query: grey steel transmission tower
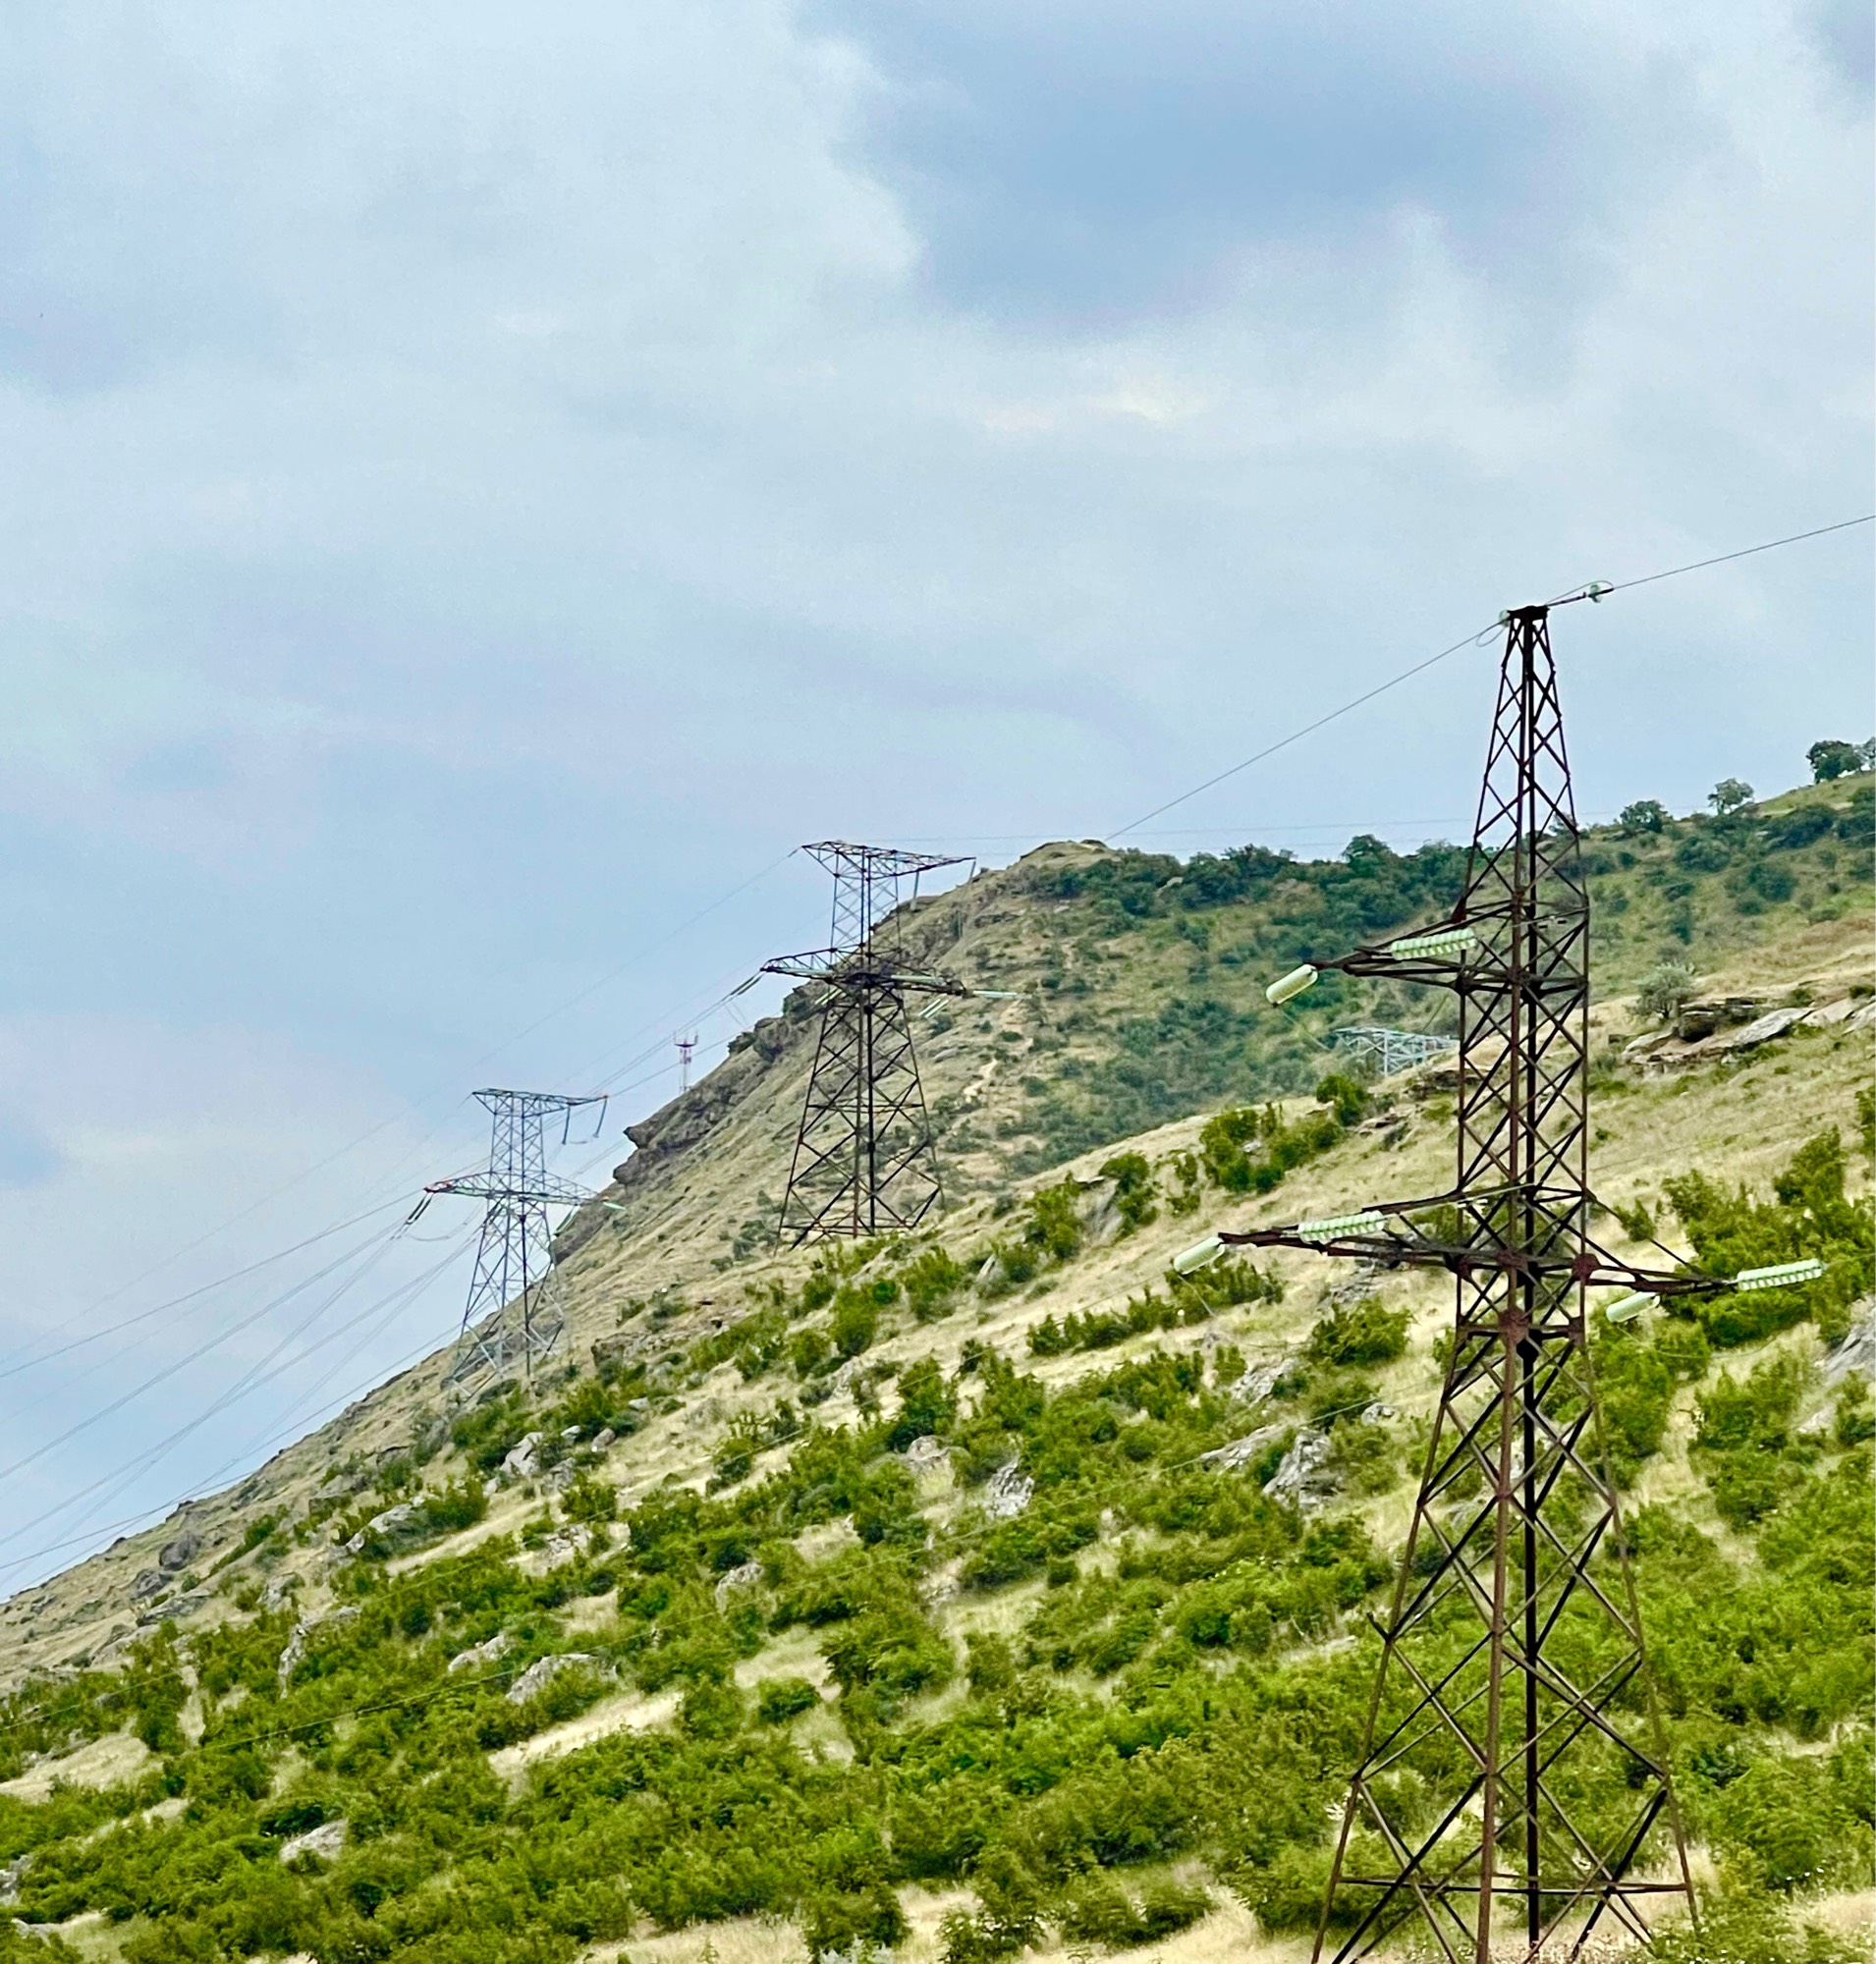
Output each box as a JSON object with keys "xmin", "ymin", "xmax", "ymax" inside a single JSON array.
[
  {"xmin": 766, "ymin": 842, "xmax": 969, "ymax": 1243},
  {"xmin": 1206, "ymin": 597, "xmax": 1764, "ymax": 1962},
  {"xmin": 428, "ymin": 1089, "xmax": 605, "ymax": 1382}
]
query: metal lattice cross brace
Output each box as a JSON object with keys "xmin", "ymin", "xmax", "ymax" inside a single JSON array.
[{"xmin": 1226, "ymin": 607, "xmax": 1701, "ymax": 1964}]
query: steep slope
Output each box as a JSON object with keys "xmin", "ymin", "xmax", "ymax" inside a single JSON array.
[{"xmin": 0, "ymin": 776, "xmax": 1865, "ymax": 1964}]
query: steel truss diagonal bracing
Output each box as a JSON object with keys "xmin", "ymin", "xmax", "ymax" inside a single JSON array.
[
  {"xmin": 1224, "ymin": 608, "xmax": 1693, "ymax": 1963},
  {"xmin": 766, "ymin": 842, "xmax": 968, "ymax": 1244},
  {"xmin": 427, "ymin": 1089, "xmax": 603, "ymax": 1382}
]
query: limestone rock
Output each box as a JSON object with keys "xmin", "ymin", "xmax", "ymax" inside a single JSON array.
[
  {"xmin": 130, "ymin": 1569, "xmax": 166, "ymax": 1603},
  {"xmin": 501, "ymin": 1432, "xmax": 544, "ymax": 1481},
  {"xmin": 447, "ymin": 1630, "xmax": 513, "ymax": 1674},
  {"xmin": 506, "ymin": 1652, "xmax": 607, "ymax": 1706},
  {"xmin": 1717, "ymin": 1005, "xmax": 1806, "ymax": 1053},
  {"xmin": 280, "ymin": 1819, "xmax": 348, "ymax": 1865},
  {"xmin": 261, "ymin": 1573, "xmax": 302, "ymax": 1613},
  {"xmin": 533, "ymin": 1524, "xmax": 594, "ymax": 1572},
  {"xmin": 1825, "ymin": 1302, "xmax": 1876, "ymax": 1387},
  {"xmin": 0, "ymin": 1853, "xmax": 31, "ymax": 1901},
  {"xmin": 713, "ymin": 1560, "xmax": 764, "ymax": 1608},
  {"xmin": 983, "ymin": 1460, "xmax": 1033, "ymax": 1520},
  {"xmin": 157, "ymin": 1532, "xmax": 200, "ymax": 1573},
  {"xmin": 140, "ymin": 1591, "xmax": 208, "ymax": 1626},
  {"xmin": 590, "ymin": 1427, "xmax": 617, "ymax": 1451},
  {"xmin": 905, "ymin": 1436, "xmax": 950, "ymax": 1475},
  {"xmin": 1231, "ymin": 1355, "xmax": 1297, "ymax": 1408},
  {"xmin": 278, "ymin": 1607, "xmax": 359, "ymax": 1688},
  {"xmin": 1265, "ymin": 1428, "xmax": 1337, "ymax": 1512},
  {"xmin": 1202, "ymin": 1425, "xmax": 1284, "ymax": 1472},
  {"xmin": 342, "ymin": 1501, "xmax": 421, "ymax": 1556},
  {"xmin": 1362, "ymin": 1402, "xmax": 1397, "ymax": 1423}
]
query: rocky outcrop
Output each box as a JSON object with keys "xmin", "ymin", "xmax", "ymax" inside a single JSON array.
[
  {"xmin": 500, "ymin": 1433, "xmax": 544, "ymax": 1482},
  {"xmin": 157, "ymin": 1533, "xmax": 200, "ymax": 1574},
  {"xmin": 606, "ymin": 1019, "xmax": 794, "ymax": 1201},
  {"xmin": 1825, "ymin": 1302, "xmax": 1876, "ymax": 1387},
  {"xmin": 712, "ymin": 1560, "xmax": 764, "ymax": 1609},
  {"xmin": 342, "ymin": 1502, "xmax": 424, "ymax": 1556},
  {"xmin": 905, "ymin": 1436, "xmax": 950, "ymax": 1475},
  {"xmin": 447, "ymin": 1630, "xmax": 512, "ymax": 1675},
  {"xmin": 278, "ymin": 1608, "xmax": 359, "ymax": 1688},
  {"xmin": 1265, "ymin": 1429, "xmax": 1337, "ymax": 1511},
  {"xmin": 506, "ymin": 1653, "xmax": 608, "ymax": 1706},
  {"xmin": 280, "ymin": 1819, "xmax": 348, "ymax": 1864},
  {"xmin": 983, "ymin": 1460, "xmax": 1033, "ymax": 1520},
  {"xmin": 1201, "ymin": 1425, "xmax": 1284, "ymax": 1472},
  {"xmin": 531, "ymin": 1524, "xmax": 595, "ymax": 1573}
]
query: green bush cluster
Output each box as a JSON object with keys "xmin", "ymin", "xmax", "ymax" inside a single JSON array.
[{"xmin": 1666, "ymin": 1128, "xmax": 1874, "ymax": 1345}]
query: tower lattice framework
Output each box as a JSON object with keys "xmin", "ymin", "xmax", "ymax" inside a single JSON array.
[
  {"xmin": 1226, "ymin": 604, "xmax": 1701, "ymax": 1962},
  {"xmin": 429, "ymin": 1088, "xmax": 603, "ymax": 1381},
  {"xmin": 766, "ymin": 842, "xmax": 968, "ymax": 1244}
]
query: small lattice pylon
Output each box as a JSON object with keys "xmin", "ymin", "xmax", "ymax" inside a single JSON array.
[
  {"xmin": 765, "ymin": 842, "xmax": 969, "ymax": 1243},
  {"xmin": 427, "ymin": 1088, "xmax": 603, "ymax": 1382}
]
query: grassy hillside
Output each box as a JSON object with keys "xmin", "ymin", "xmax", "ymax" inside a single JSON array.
[{"xmin": 0, "ymin": 776, "xmax": 1866, "ymax": 1964}]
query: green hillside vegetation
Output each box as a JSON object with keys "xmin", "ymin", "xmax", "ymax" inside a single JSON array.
[
  {"xmin": 0, "ymin": 766, "xmax": 1866, "ymax": 1964},
  {"xmin": 986, "ymin": 775, "xmax": 1871, "ymax": 1171},
  {"xmin": 0, "ymin": 1101, "xmax": 1867, "ymax": 1963}
]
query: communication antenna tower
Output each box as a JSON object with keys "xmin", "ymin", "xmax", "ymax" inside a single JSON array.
[
  {"xmin": 427, "ymin": 1088, "xmax": 605, "ymax": 1382},
  {"xmin": 765, "ymin": 842, "xmax": 969, "ymax": 1243},
  {"xmin": 676, "ymin": 1034, "xmax": 697, "ymax": 1093},
  {"xmin": 1211, "ymin": 599, "xmax": 1752, "ymax": 1961}
]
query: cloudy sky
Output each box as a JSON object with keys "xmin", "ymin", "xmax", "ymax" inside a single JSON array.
[{"xmin": 0, "ymin": 1, "xmax": 1867, "ymax": 1591}]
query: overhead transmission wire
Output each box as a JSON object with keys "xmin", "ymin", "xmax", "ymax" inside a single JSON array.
[
  {"xmin": 0, "ymin": 1278, "xmax": 473, "ymax": 1588},
  {"xmin": 0, "ymin": 1195, "xmax": 421, "ymax": 1389},
  {"xmin": 0, "ymin": 1226, "xmax": 480, "ymax": 1585},
  {"xmin": 0, "ymin": 1217, "xmax": 419, "ymax": 1496},
  {"xmin": 1109, "ymin": 513, "xmax": 1874, "ymax": 841}
]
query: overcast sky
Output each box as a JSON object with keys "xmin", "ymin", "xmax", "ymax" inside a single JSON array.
[{"xmin": 0, "ymin": 1, "xmax": 1867, "ymax": 1592}]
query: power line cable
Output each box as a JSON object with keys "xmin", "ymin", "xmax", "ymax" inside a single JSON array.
[
  {"xmin": 0, "ymin": 1197, "xmax": 418, "ymax": 1388},
  {"xmin": 0, "ymin": 1221, "xmax": 415, "ymax": 1497},
  {"xmin": 24, "ymin": 1244, "xmax": 473, "ymax": 1572},
  {"xmin": 1111, "ymin": 513, "xmax": 1874, "ymax": 842},
  {"xmin": 0, "ymin": 1288, "xmax": 473, "ymax": 1588}
]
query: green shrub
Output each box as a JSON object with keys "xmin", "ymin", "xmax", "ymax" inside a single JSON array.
[
  {"xmin": 1098, "ymin": 1153, "xmax": 1159, "ymax": 1232},
  {"xmin": 755, "ymin": 1675, "xmax": 821, "ymax": 1724},
  {"xmin": 1306, "ymin": 1298, "xmax": 1407, "ymax": 1367}
]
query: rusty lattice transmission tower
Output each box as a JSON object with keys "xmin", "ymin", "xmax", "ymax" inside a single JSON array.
[
  {"xmin": 765, "ymin": 842, "xmax": 969, "ymax": 1244},
  {"xmin": 1224, "ymin": 600, "xmax": 1725, "ymax": 1962},
  {"xmin": 425, "ymin": 1089, "xmax": 605, "ymax": 1382}
]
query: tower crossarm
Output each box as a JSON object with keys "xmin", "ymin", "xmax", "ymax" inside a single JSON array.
[
  {"xmin": 425, "ymin": 1171, "xmax": 589, "ymax": 1208},
  {"xmin": 762, "ymin": 950, "xmax": 973, "ymax": 996},
  {"xmin": 1217, "ymin": 1216, "xmax": 1725, "ymax": 1298}
]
